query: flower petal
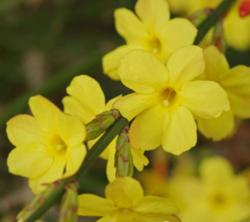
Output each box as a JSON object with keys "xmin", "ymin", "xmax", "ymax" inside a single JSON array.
[
  {"xmin": 162, "ymin": 106, "xmax": 197, "ymax": 155},
  {"xmin": 220, "ymin": 65, "xmax": 250, "ymax": 118},
  {"xmin": 65, "ymin": 75, "xmax": 105, "ymax": 122},
  {"xmin": 97, "ymin": 216, "xmax": 115, "ymax": 222},
  {"xmin": 29, "ymin": 95, "xmax": 60, "ymax": 130},
  {"xmin": 64, "ymin": 144, "xmax": 86, "ymax": 178},
  {"xmin": 29, "ymin": 157, "xmax": 66, "ymax": 193},
  {"xmin": 135, "ymin": 0, "xmax": 170, "ymax": 31},
  {"xmin": 78, "ymin": 194, "xmax": 115, "ymax": 217},
  {"xmin": 7, "ymin": 144, "xmax": 53, "ymax": 179},
  {"xmin": 167, "ymin": 46, "xmax": 204, "ymax": 85},
  {"xmin": 106, "ymin": 145, "xmax": 116, "ymax": 182},
  {"xmin": 161, "ymin": 18, "xmax": 197, "ymax": 58},
  {"xmin": 114, "ymin": 93, "xmax": 157, "ymax": 120},
  {"xmin": 197, "ymin": 111, "xmax": 235, "ymax": 141},
  {"xmin": 115, "ymin": 8, "xmax": 148, "ymax": 44},
  {"xmin": 58, "ymin": 113, "xmax": 86, "ymax": 147},
  {"xmin": 129, "ymin": 105, "xmax": 166, "ymax": 151},
  {"xmin": 203, "ymin": 45, "xmax": 229, "ymax": 81},
  {"xmin": 135, "ymin": 196, "xmax": 178, "ymax": 219},
  {"xmin": 131, "ymin": 148, "xmax": 149, "ymax": 171},
  {"xmin": 181, "ymin": 80, "xmax": 230, "ymax": 118},
  {"xmin": 63, "ymin": 97, "xmax": 94, "ymax": 123},
  {"xmin": 102, "ymin": 45, "xmax": 141, "ymax": 80},
  {"xmin": 6, "ymin": 114, "xmax": 41, "ymax": 146},
  {"xmin": 105, "ymin": 177, "xmax": 143, "ymax": 208},
  {"xmin": 119, "ymin": 50, "xmax": 168, "ymax": 94}
]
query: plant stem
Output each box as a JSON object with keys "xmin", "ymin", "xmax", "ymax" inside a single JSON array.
[
  {"xmin": 194, "ymin": 0, "xmax": 236, "ymax": 44},
  {"xmin": 23, "ymin": 117, "xmax": 128, "ymax": 222}
]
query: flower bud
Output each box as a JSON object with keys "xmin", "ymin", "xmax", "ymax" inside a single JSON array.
[
  {"xmin": 59, "ymin": 181, "xmax": 78, "ymax": 222},
  {"xmin": 213, "ymin": 21, "xmax": 225, "ymax": 52},
  {"xmin": 86, "ymin": 109, "xmax": 120, "ymax": 141},
  {"xmin": 17, "ymin": 181, "xmax": 63, "ymax": 222},
  {"xmin": 115, "ymin": 126, "xmax": 134, "ymax": 178}
]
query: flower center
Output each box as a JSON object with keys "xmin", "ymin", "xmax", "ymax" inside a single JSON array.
[
  {"xmin": 210, "ymin": 192, "xmax": 228, "ymax": 209},
  {"xmin": 239, "ymin": 0, "xmax": 250, "ymax": 17},
  {"xmin": 148, "ymin": 36, "xmax": 162, "ymax": 54},
  {"xmin": 49, "ymin": 134, "xmax": 67, "ymax": 155},
  {"xmin": 162, "ymin": 87, "xmax": 177, "ymax": 107}
]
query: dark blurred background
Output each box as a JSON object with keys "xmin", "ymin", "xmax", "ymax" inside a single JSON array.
[{"xmin": 0, "ymin": 0, "xmax": 249, "ymax": 221}]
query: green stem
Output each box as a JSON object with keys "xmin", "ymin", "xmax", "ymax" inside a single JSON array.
[
  {"xmin": 23, "ymin": 117, "xmax": 128, "ymax": 222},
  {"xmin": 194, "ymin": 0, "xmax": 236, "ymax": 44}
]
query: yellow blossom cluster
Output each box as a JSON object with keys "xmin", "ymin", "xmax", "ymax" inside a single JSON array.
[{"xmin": 4, "ymin": 0, "xmax": 250, "ymax": 221}]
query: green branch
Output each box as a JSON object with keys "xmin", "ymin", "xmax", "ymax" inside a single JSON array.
[
  {"xmin": 23, "ymin": 117, "xmax": 128, "ymax": 222},
  {"xmin": 194, "ymin": 0, "xmax": 236, "ymax": 44}
]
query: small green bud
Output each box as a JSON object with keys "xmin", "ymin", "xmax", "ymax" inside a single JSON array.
[
  {"xmin": 86, "ymin": 109, "xmax": 120, "ymax": 141},
  {"xmin": 115, "ymin": 126, "xmax": 134, "ymax": 178},
  {"xmin": 212, "ymin": 21, "xmax": 225, "ymax": 52},
  {"xmin": 17, "ymin": 181, "xmax": 63, "ymax": 222},
  {"xmin": 59, "ymin": 181, "xmax": 78, "ymax": 222}
]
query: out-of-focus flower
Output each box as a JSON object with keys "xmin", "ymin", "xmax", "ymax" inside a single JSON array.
[
  {"xmin": 168, "ymin": 157, "xmax": 250, "ymax": 222},
  {"xmin": 7, "ymin": 95, "xmax": 86, "ymax": 193},
  {"xmin": 103, "ymin": 0, "xmax": 197, "ymax": 80},
  {"xmin": 63, "ymin": 75, "xmax": 148, "ymax": 181},
  {"xmin": 78, "ymin": 177, "xmax": 180, "ymax": 222},
  {"xmin": 198, "ymin": 46, "xmax": 250, "ymax": 140},
  {"xmin": 114, "ymin": 46, "xmax": 229, "ymax": 155},
  {"xmin": 168, "ymin": 0, "xmax": 250, "ymax": 50}
]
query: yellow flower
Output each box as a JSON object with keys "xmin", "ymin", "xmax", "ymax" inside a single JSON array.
[
  {"xmin": 103, "ymin": 0, "xmax": 197, "ymax": 80},
  {"xmin": 63, "ymin": 75, "xmax": 148, "ymax": 181},
  {"xmin": 169, "ymin": 157, "xmax": 250, "ymax": 222},
  {"xmin": 114, "ymin": 46, "xmax": 229, "ymax": 155},
  {"xmin": 78, "ymin": 177, "xmax": 180, "ymax": 222},
  {"xmin": 197, "ymin": 46, "xmax": 250, "ymax": 140},
  {"xmin": 7, "ymin": 95, "xmax": 86, "ymax": 193},
  {"xmin": 168, "ymin": 0, "xmax": 250, "ymax": 50}
]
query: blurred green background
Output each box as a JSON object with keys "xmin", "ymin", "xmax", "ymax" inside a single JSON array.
[{"xmin": 0, "ymin": 0, "xmax": 249, "ymax": 221}]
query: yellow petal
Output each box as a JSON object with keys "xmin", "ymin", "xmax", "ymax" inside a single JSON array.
[
  {"xmin": 220, "ymin": 66, "xmax": 250, "ymax": 118},
  {"xmin": 29, "ymin": 157, "xmax": 66, "ymax": 193},
  {"xmin": 167, "ymin": 46, "xmax": 205, "ymax": 85},
  {"xmin": 197, "ymin": 111, "xmax": 235, "ymax": 141},
  {"xmin": 6, "ymin": 114, "xmax": 41, "ymax": 146},
  {"xmin": 97, "ymin": 216, "xmax": 115, "ymax": 222},
  {"xmin": 129, "ymin": 105, "xmax": 166, "ymax": 151},
  {"xmin": 135, "ymin": 0, "xmax": 170, "ymax": 31},
  {"xmin": 119, "ymin": 50, "xmax": 168, "ymax": 94},
  {"xmin": 58, "ymin": 113, "xmax": 86, "ymax": 147},
  {"xmin": 135, "ymin": 196, "xmax": 178, "ymax": 219},
  {"xmin": 29, "ymin": 95, "xmax": 60, "ymax": 130},
  {"xmin": 181, "ymin": 80, "xmax": 230, "ymax": 118},
  {"xmin": 162, "ymin": 106, "xmax": 197, "ymax": 155},
  {"xmin": 115, "ymin": 8, "xmax": 148, "ymax": 44},
  {"xmin": 105, "ymin": 177, "xmax": 143, "ymax": 208},
  {"xmin": 203, "ymin": 45, "xmax": 229, "ymax": 81},
  {"xmin": 224, "ymin": 3, "xmax": 250, "ymax": 51},
  {"xmin": 65, "ymin": 75, "xmax": 105, "ymax": 122},
  {"xmin": 131, "ymin": 148, "xmax": 149, "ymax": 171},
  {"xmin": 114, "ymin": 93, "xmax": 157, "ymax": 120},
  {"xmin": 78, "ymin": 194, "xmax": 115, "ymax": 216},
  {"xmin": 7, "ymin": 144, "xmax": 53, "ymax": 179},
  {"xmin": 161, "ymin": 18, "xmax": 197, "ymax": 58},
  {"xmin": 106, "ymin": 145, "xmax": 116, "ymax": 182},
  {"xmin": 64, "ymin": 144, "xmax": 86, "ymax": 178},
  {"xmin": 102, "ymin": 45, "xmax": 141, "ymax": 80},
  {"xmin": 200, "ymin": 157, "xmax": 233, "ymax": 185},
  {"xmin": 63, "ymin": 97, "xmax": 94, "ymax": 123}
]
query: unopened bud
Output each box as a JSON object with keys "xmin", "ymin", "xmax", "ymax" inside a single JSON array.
[
  {"xmin": 17, "ymin": 181, "xmax": 63, "ymax": 222},
  {"xmin": 188, "ymin": 8, "xmax": 213, "ymax": 26},
  {"xmin": 59, "ymin": 181, "xmax": 78, "ymax": 222},
  {"xmin": 115, "ymin": 126, "xmax": 134, "ymax": 178},
  {"xmin": 86, "ymin": 109, "xmax": 120, "ymax": 141}
]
